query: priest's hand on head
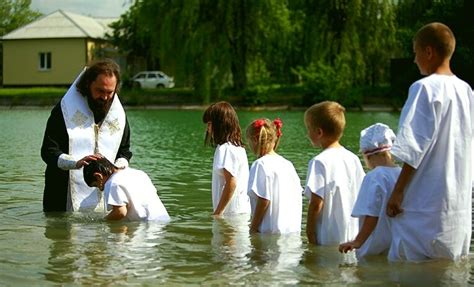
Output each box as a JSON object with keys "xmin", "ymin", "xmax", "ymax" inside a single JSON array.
[{"xmin": 76, "ymin": 154, "xmax": 101, "ymax": 169}]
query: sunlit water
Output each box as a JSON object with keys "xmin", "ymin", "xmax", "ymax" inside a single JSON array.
[{"xmin": 0, "ymin": 108, "xmax": 472, "ymax": 285}]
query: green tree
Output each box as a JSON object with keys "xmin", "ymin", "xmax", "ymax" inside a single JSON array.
[
  {"xmin": 107, "ymin": 3, "xmax": 157, "ymax": 74},
  {"xmin": 110, "ymin": 0, "xmax": 292, "ymax": 103},
  {"xmin": 395, "ymin": 0, "xmax": 473, "ymax": 85},
  {"xmin": 0, "ymin": 0, "xmax": 41, "ymax": 36},
  {"xmin": 294, "ymin": 0, "xmax": 398, "ymax": 105},
  {"xmin": 110, "ymin": 0, "xmax": 403, "ymax": 106}
]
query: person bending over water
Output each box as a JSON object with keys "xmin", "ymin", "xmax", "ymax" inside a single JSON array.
[{"xmin": 83, "ymin": 157, "xmax": 170, "ymax": 222}]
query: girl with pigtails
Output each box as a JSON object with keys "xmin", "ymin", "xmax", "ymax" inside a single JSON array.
[
  {"xmin": 203, "ymin": 102, "xmax": 251, "ymax": 217},
  {"xmin": 246, "ymin": 118, "xmax": 303, "ymax": 234}
]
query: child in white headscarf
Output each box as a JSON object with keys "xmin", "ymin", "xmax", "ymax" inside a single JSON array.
[{"xmin": 339, "ymin": 123, "xmax": 400, "ymax": 259}]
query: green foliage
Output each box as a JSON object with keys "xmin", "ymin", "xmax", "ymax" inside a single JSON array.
[
  {"xmin": 296, "ymin": 61, "xmax": 356, "ymax": 107},
  {"xmin": 243, "ymin": 85, "xmax": 271, "ymax": 106},
  {"xmin": 395, "ymin": 0, "xmax": 474, "ymax": 85},
  {"xmin": 107, "ymin": 0, "xmax": 473, "ymax": 107},
  {"xmin": 109, "ymin": 0, "xmax": 293, "ymax": 103},
  {"xmin": 0, "ymin": 87, "xmax": 65, "ymax": 106},
  {"xmin": 0, "ymin": 0, "xmax": 41, "ymax": 36},
  {"xmin": 297, "ymin": 62, "xmax": 337, "ymax": 104},
  {"xmin": 107, "ymin": 3, "xmax": 156, "ymax": 71},
  {"xmin": 0, "ymin": 87, "xmax": 66, "ymax": 97}
]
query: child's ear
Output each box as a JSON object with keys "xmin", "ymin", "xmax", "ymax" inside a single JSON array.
[
  {"xmin": 317, "ymin": 127, "xmax": 324, "ymax": 137},
  {"xmin": 425, "ymin": 46, "xmax": 434, "ymax": 59},
  {"xmin": 94, "ymin": 172, "xmax": 104, "ymax": 182}
]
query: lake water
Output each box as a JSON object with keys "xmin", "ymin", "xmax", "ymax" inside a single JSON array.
[{"xmin": 0, "ymin": 108, "xmax": 472, "ymax": 286}]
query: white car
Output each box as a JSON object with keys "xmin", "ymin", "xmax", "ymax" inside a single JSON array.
[{"xmin": 131, "ymin": 71, "xmax": 175, "ymax": 89}]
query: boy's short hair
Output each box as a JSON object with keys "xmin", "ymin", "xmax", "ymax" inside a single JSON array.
[
  {"xmin": 304, "ymin": 101, "xmax": 346, "ymax": 140},
  {"xmin": 83, "ymin": 157, "xmax": 116, "ymax": 187},
  {"xmin": 414, "ymin": 22, "xmax": 455, "ymax": 59}
]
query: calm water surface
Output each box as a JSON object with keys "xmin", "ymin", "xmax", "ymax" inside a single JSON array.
[{"xmin": 0, "ymin": 108, "xmax": 472, "ymax": 286}]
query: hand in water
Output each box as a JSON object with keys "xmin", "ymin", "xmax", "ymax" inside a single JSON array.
[{"xmin": 339, "ymin": 240, "xmax": 361, "ymax": 253}]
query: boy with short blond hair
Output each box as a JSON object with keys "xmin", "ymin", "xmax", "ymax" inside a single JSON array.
[
  {"xmin": 386, "ymin": 22, "xmax": 473, "ymax": 261},
  {"xmin": 304, "ymin": 101, "xmax": 365, "ymax": 245}
]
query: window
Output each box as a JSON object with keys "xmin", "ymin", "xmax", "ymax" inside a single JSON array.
[{"xmin": 39, "ymin": 52, "xmax": 52, "ymax": 70}]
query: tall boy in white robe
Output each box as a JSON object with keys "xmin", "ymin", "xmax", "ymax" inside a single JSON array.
[{"xmin": 386, "ymin": 22, "xmax": 473, "ymax": 261}]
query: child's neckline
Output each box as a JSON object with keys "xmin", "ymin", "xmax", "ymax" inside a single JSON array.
[
  {"xmin": 432, "ymin": 72, "xmax": 455, "ymax": 76},
  {"xmin": 322, "ymin": 142, "xmax": 342, "ymax": 150},
  {"xmin": 260, "ymin": 151, "xmax": 279, "ymax": 158}
]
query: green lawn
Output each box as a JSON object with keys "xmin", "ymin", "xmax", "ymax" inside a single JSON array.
[
  {"xmin": 0, "ymin": 85, "xmax": 399, "ymax": 110},
  {"xmin": 0, "ymin": 87, "xmax": 67, "ymax": 97}
]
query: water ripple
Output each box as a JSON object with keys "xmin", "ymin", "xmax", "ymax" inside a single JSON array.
[{"xmin": 0, "ymin": 109, "xmax": 471, "ymax": 285}]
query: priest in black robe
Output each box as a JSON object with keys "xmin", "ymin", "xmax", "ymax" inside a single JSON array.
[{"xmin": 41, "ymin": 59, "xmax": 132, "ymax": 212}]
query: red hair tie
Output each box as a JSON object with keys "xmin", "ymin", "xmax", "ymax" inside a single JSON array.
[
  {"xmin": 273, "ymin": 118, "xmax": 283, "ymax": 137},
  {"xmin": 254, "ymin": 119, "xmax": 266, "ymax": 134},
  {"xmin": 254, "ymin": 119, "xmax": 266, "ymax": 137}
]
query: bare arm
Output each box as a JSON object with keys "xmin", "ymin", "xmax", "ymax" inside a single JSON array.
[
  {"xmin": 105, "ymin": 205, "xmax": 128, "ymax": 221},
  {"xmin": 213, "ymin": 168, "xmax": 236, "ymax": 216},
  {"xmin": 249, "ymin": 196, "xmax": 270, "ymax": 233},
  {"xmin": 306, "ymin": 193, "xmax": 324, "ymax": 245},
  {"xmin": 386, "ymin": 163, "xmax": 416, "ymax": 217},
  {"xmin": 339, "ymin": 216, "xmax": 378, "ymax": 253}
]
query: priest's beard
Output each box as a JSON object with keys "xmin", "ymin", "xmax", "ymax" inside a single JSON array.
[{"xmin": 87, "ymin": 95, "xmax": 113, "ymax": 124}]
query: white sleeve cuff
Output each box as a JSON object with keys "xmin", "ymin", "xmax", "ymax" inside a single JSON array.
[
  {"xmin": 57, "ymin": 154, "xmax": 77, "ymax": 170},
  {"xmin": 114, "ymin": 158, "xmax": 129, "ymax": 168}
]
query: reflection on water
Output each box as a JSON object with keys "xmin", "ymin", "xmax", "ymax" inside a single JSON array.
[
  {"xmin": 246, "ymin": 233, "xmax": 304, "ymax": 285},
  {"xmin": 43, "ymin": 213, "xmax": 170, "ymax": 284},
  {"xmin": 0, "ymin": 109, "xmax": 472, "ymax": 285},
  {"xmin": 210, "ymin": 215, "xmax": 252, "ymax": 284}
]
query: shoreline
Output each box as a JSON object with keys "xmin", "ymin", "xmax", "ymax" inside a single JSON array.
[{"xmin": 0, "ymin": 104, "xmax": 399, "ymax": 112}]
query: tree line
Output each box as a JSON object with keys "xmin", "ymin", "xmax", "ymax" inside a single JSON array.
[
  {"xmin": 2, "ymin": 1, "xmax": 472, "ymax": 106},
  {"xmin": 108, "ymin": 0, "xmax": 472, "ymax": 105}
]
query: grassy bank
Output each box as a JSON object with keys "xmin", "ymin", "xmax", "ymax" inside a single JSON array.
[
  {"xmin": 0, "ymin": 87, "xmax": 198, "ymax": 107},
  {"xmin": 0, "ymin": 87, "xmax": 67, "ymax": 105},
  {"xmin": 0, "ymin": 85, "xmax": 401, "ymax": 111}
]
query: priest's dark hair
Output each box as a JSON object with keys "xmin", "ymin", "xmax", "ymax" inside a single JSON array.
[
  {"xmin": 76, "ymin": 58, "xmax": 121, "ymax": 97},
  {"xmin": 83, "ymin": 157, "xmax": 116, "ymax": 187}
]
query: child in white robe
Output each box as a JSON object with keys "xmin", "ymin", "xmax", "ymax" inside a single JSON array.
[
  {"xmin": 386, "ymin": 22, "xmax": 473, "ymax": 261},
  {"xmin": 203, "ymin": 102, "xmax": 251, "ymax": 217},
  {"xmin": 83, "ymin": 157, "xmax": 170, "ymax": 222},
  {"xmin": 304, "ymin": 101, "xmax": 365, "ymax": 245},
  {"xmin": 246, "ymin": 118, "xmax": 302, "ymax": 234},
  {"xmin": 339, "ymin": 123, "xmax": 401, "ymax": 258}
]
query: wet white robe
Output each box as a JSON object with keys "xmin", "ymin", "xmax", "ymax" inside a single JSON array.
[
  {"xmin": 248, "ymin": 154, "xmax": 302, "ymax": 234},
  {"xmin": 212, "ymin": 142, "xmax": 251, "ymax": 215},
  {"xmin": 305, "ymin": 147, "xmax": 365, "ymax": 245},
  {"xmin": 389, "ymin": 74, "xmax": 473, "ymax": 261},
  {"xmin": 352, "ymin": 166, "xmax": 401, "ymax": 258},
  {"xmin": 105, "ymin": 168, "xmax": 170, "ymax": 222}
]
